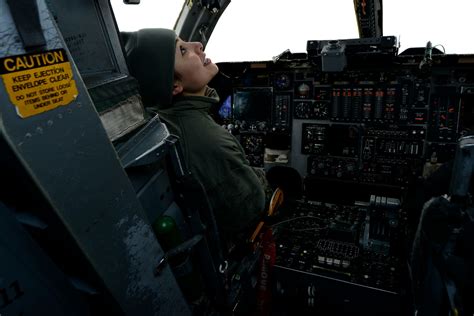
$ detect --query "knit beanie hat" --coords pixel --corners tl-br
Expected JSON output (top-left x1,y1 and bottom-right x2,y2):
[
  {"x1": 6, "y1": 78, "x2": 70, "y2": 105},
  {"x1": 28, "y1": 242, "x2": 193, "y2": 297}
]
[{"x1": 121, "y1": 28, "x2": 176, "y2": 109}]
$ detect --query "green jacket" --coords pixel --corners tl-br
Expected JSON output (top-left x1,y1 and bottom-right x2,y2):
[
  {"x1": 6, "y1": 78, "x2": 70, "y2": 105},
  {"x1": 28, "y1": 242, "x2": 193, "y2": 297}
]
[{"x1": 157, "y1": 90, "x2": 265, "y2": 239}]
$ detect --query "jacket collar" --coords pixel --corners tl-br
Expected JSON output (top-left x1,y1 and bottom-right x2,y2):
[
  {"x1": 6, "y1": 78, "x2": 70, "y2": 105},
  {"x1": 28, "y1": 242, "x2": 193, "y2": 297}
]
[{"x1": 170, "y1": 87, "x2": 220, "y2": 111}]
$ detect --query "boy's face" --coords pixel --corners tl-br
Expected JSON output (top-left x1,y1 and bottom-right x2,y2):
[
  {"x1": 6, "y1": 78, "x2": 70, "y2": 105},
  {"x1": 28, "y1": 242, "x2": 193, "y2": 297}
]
[{"x1": 173, "y1": 38, "x2": 219, "y2": 96}]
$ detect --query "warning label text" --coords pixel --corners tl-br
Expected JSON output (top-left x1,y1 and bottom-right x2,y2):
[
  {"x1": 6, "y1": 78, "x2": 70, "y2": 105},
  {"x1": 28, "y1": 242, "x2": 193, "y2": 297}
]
[{"x1": 0, "y1": 49, "x2": 78, "y2": 118}]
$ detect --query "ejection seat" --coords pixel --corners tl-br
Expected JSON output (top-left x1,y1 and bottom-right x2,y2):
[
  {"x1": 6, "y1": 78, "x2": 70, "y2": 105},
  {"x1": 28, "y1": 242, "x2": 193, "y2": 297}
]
[
  {"x1": 410, "y1": 135, "x2": 474, "y2": 316},
  {"x1": 107, "y1": 73, "x2": 291, "y2": 315},
  {"x1": 91, "y1": 24, "x2": 295, "y2": 313},
  {"x1": 115, "y1": 114, "x2": 228, "y2": 300},
  {"x1": 101, "y1": 63, "x2": 257, "y2": 314},
  {"x1": 110, "y1": 93, "x2": 286, "y2": 314}
]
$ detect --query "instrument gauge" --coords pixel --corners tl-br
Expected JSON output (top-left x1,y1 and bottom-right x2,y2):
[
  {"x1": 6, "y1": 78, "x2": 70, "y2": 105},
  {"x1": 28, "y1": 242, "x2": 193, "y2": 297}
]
[
  {"x1": 295, "y1": 82, "x2": 312, "y2": 99},
  {"x1": 313, "y1": 102, "x2": 329, "y2": 119},
  {"x1": 294, "y1": 101, "x2": 311, "y2": 119},
  {"x1": 275, "y1": 73, "x2": 291, "y2": 90}
]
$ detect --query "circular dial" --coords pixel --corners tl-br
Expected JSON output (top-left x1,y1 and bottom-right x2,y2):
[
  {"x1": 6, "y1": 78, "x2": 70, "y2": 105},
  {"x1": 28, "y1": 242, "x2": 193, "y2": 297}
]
[
  {"x1": 313, "y1": 102, "x2": 328, "y2": 119},
  {"x1": 275, "y1": 73, "x2": 291, "y2": 90},
  {"x1": 294, "y1": 102, "x2": 311, "y2": 119}
]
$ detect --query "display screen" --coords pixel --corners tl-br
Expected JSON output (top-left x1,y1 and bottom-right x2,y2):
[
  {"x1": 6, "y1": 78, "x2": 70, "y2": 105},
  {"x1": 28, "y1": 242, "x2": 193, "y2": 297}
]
[
  {"x1": 218, "y1": 95, "x2": 232, "y2": 119},
  {"x1": 233, "y1": 87, "x2": 273, "y2": 122},
  {"x1": 301, "y1": 123, "x2": 359, "y2": 156},
  {"x1": 326, "y1": 124, "x2": 360, "y2": 157}
]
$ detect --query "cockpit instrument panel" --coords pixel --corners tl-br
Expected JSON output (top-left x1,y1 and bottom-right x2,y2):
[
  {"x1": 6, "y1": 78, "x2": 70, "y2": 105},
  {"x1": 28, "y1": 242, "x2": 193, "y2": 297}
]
[{"x1": 215, "y1": 43, "x2": 474, "y2": 194}]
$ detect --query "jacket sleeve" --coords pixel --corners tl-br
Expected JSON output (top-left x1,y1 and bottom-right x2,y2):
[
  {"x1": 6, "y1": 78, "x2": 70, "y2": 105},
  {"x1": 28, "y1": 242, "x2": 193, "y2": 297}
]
[
  {"x1": 192, "y1": 130, "x2": 266, "y2": 240},
  {"x1": 206, "y1": 164, "x2": 266, "y2": 240}
]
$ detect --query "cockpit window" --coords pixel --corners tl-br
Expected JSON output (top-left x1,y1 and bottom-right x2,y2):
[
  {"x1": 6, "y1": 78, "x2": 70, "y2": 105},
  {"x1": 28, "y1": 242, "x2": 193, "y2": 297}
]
[
  {"x1": 111, "y1": 0, "x2": 474, "y2": 62},
  {"x1": 383, "y1": 0, "x2": 474, "y2": 55},
  {"x1": 206, "y1": 0, "x2": 359, "y2": 62},
  {"x1": 110, "y1": 0, "x2": 184, "y2": 31},
  {"x1": 206, "y1": 0, "x2": 474, "y2": 62}
]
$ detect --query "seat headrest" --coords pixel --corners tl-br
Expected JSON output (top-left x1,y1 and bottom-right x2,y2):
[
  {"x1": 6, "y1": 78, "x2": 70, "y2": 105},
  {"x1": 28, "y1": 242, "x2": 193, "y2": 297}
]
[{"x1": 121, "y1": 28, "x2": 176, "y2": 109}]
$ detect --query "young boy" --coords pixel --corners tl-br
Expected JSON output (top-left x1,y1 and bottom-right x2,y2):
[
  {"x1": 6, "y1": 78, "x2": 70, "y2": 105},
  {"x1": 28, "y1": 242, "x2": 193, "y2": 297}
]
[{"x1": 122, "y1": 28, "x2": 266, "y2": 242}]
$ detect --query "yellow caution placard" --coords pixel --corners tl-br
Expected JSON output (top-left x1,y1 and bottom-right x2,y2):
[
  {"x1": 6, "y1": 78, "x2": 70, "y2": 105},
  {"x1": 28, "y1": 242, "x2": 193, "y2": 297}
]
[{"x1": 0, "y1": 49, "x2": 78, "y2": 118}]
